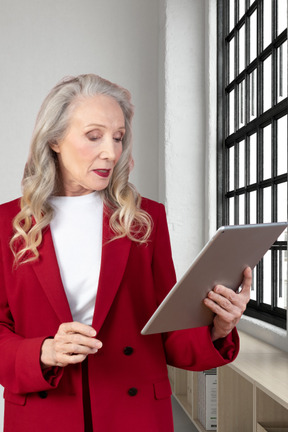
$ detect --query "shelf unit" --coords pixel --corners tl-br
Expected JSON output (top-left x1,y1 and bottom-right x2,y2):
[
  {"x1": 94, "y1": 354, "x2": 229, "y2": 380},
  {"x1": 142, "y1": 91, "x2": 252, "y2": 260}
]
[{"x1": 169, "y1": 331, "x2": 288, "y2": 432}]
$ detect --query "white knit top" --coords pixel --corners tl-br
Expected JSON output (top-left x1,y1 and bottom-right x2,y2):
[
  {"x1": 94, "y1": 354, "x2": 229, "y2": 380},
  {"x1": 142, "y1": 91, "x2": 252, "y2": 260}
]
[{"x1": 49, "y1": 192, "x2": 103, "y2": 325}]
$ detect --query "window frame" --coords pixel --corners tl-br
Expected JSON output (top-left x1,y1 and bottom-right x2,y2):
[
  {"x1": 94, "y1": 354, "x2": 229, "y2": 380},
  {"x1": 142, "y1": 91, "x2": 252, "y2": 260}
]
[{"x1": 217, "y1": 0, "x2": 288, "y2": 329}]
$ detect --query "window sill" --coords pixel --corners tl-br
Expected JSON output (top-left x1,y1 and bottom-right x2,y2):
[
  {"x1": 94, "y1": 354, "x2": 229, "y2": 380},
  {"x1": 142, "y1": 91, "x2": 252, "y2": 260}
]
[{"x1": 237, "y1": 314, "x2": 288, "y2": 353}]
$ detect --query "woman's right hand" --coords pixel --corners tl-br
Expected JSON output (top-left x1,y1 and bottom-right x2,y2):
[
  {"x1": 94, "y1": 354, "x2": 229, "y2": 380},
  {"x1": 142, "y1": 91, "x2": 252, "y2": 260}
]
[{"x1": 40, "y1": 322, "x2": 103, "y2": 369}]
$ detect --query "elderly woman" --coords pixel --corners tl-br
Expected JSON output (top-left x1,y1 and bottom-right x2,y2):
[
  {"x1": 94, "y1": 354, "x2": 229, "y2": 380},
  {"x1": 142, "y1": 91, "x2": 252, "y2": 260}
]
[{"x1": 0, "y1": 74, "x2": 251, "y2": 432}]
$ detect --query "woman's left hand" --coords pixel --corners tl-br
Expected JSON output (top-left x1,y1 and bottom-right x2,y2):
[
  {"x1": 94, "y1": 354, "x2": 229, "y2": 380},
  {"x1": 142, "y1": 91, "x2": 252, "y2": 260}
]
[{"x1": 203, "y1": 266, "x2": 252, "y2": 342}]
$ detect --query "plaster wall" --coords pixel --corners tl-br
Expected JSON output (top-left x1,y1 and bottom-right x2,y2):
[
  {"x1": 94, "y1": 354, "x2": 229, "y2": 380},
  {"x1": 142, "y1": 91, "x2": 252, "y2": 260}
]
[
  {"x1": 0, "y1": 0, "x2": 160, "y2": 427},
  {"x1": 0, "y1": 0, "x2": 160, "y2": 205},
  {"x1": 164, "y1": 0, "x2": 207, "y2": 278}
]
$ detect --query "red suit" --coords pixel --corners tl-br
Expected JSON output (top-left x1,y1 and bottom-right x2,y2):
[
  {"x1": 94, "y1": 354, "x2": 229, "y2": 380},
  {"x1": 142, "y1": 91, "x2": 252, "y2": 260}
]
[{"x1": 0, "y1": 197, "x2": 239, "y2": 431}]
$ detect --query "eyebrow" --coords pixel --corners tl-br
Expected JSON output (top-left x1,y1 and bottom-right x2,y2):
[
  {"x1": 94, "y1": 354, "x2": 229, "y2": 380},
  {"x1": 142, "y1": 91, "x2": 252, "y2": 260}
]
[{"x1": 85, "y1": 123, "x2": 126, "y2": 130}]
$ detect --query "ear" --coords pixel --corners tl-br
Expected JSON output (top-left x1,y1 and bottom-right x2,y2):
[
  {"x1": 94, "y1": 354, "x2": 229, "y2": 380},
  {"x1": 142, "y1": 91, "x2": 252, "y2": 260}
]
[{"x1": 49, "y1": 140, "x2": 60, "y2": 154}]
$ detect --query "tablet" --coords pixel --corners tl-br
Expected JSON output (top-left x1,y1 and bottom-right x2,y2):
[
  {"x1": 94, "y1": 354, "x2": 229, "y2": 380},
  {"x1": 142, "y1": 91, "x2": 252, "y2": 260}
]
[{"x1": 141, "y1": 222, "x2": 287, "y2": 335}]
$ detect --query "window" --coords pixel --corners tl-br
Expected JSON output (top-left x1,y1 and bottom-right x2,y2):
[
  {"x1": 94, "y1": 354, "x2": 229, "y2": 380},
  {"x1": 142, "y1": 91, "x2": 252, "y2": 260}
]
[{"x1": 217, "y1": 0, "x2": 288, "y2": 328}]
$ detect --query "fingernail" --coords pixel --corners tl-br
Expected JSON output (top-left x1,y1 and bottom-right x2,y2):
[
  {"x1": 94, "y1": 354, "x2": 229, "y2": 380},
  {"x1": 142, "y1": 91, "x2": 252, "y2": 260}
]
[{"x1": 89, "y1": 329, "x2": 96, "y2": 337}]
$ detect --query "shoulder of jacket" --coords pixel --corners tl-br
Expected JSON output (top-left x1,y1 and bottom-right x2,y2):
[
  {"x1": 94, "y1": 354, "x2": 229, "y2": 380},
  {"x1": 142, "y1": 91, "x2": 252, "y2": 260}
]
[
  {"x1": 0, "y1": 197, "x2": 21, "y2": 222},
  {"x1": 140, "y1": 196, "x2": 165, "y2": 216}
]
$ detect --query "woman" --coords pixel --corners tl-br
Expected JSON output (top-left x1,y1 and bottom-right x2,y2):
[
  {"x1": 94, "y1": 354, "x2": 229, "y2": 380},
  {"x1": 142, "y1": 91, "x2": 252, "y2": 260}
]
[{"x1": 0, "y1": 74, "x2": 251, "y2": 432}]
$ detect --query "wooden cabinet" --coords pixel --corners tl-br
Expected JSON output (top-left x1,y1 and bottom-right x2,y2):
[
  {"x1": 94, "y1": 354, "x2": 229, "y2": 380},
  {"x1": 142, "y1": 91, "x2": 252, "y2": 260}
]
[{"x1": 169, "y1": 331, "x2": 288, "y2": 432}]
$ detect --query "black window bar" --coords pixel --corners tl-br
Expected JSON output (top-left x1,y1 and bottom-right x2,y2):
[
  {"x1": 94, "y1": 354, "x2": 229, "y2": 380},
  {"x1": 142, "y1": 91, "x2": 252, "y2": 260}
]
[{"x1": 217, "y1": 0, "x2": 288, "y2": 329}]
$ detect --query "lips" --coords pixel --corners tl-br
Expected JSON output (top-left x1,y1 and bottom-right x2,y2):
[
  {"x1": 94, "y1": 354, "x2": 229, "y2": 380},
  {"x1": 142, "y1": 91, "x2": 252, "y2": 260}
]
[{"x1": 93, "y1": 169, "x2": 111, "y2": 178}]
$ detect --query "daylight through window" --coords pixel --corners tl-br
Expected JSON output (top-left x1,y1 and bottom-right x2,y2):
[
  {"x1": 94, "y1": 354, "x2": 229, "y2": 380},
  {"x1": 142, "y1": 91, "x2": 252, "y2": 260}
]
[{"x1": 217, "y1": 0, "x2": 288, "y2": 328}]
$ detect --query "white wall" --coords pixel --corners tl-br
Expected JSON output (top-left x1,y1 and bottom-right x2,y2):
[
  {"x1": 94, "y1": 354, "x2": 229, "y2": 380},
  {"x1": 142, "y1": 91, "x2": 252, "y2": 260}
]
[
  {"x1": 0, "y1": 0, "x2": 160, "y2": 205},
  {"x1": 0, "y1": 0, "x2": 160, "y2": 427},
  {"x1": 163, "y1": 0, "x2": 207, "y2": 279}
]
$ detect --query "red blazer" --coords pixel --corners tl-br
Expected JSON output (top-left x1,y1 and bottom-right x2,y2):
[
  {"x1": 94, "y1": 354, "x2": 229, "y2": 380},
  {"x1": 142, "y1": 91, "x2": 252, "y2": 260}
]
[{"x1": 0, "y1": 197, "x2": 239, "y2": 432}]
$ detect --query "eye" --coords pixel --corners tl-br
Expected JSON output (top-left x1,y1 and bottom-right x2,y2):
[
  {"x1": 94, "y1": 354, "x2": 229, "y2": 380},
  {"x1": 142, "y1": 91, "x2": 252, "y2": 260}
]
[
  {"x1": 114, "y1": 132, "x2": 124, "y2": 143},
  {"x1": 86, "y1": 130, "x2": 101, "y2": 141}
]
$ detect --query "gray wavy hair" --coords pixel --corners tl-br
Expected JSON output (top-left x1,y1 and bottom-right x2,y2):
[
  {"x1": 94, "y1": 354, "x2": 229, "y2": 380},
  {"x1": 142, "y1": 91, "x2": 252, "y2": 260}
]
[{"x1": 11, "y1": 74, "x2": 152, "y2": 265}]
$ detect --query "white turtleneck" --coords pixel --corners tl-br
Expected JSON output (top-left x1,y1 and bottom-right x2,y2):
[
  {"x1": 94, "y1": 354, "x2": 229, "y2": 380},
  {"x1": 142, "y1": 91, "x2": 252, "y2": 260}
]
[{"x1": 49, "y1": 192, "x2": 103, "y2": 326}]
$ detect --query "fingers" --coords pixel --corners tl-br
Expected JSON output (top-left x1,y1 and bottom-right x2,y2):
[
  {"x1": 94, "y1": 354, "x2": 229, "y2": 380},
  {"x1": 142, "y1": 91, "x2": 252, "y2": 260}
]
[
  {"x1": 207, "y1": 285, "x2": 246, "y2": 314},
  {"x1": 203, "y1": 267, "x2": 252, "y2": 341},
  {"x1": 54, "y1": 332, "x2": 101, "y2": 355},
  {"x1": 57, "y1": 322, "x2": 97, "y2": 337},
  {"x1": 206, "y1": 266, "x2": 252, "y2": 310},
  {"x1": 55, "y1": 322, "x2": 102, "y2": 354},
  {"x1": 241, "y1": 266, "x2": 252, "y2": 297},
  {"x1": 205, "y1": 289, "x2": 241, "y2": 316},
  {"x1": 41, "y1": 322, "x2": 103, "y2": 369}
]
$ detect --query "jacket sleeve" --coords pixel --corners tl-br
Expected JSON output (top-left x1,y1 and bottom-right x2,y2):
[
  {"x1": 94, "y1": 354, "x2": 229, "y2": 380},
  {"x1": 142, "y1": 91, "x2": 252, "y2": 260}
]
[
  {"x1": 0, "y1": 236, "x2": 63, "y2": 395},
  {"x1": 151, "y1": 203, "x2": 239, "y2": 371}
]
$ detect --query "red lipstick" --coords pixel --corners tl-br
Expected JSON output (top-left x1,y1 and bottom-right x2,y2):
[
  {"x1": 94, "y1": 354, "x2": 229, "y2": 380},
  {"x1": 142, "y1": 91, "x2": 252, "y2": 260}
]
[{"x1": 93, "y1": 169, "x2": 111, "y2": 178}]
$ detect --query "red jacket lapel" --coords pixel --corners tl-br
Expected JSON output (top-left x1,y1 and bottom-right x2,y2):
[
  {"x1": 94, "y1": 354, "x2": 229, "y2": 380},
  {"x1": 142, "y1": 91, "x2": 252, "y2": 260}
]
[
  {"x1": 92, "y1": 207, "x2": 131, "y2": 333},
  {"x1": 32, "y1": 227, "x2": 73, "y2": 324}
]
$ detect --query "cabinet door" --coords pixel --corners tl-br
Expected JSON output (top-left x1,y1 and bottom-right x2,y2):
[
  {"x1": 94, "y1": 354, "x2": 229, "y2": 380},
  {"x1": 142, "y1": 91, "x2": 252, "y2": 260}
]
[{"x1": 217, "y1": 366, "x2": 253, "y2": 432}]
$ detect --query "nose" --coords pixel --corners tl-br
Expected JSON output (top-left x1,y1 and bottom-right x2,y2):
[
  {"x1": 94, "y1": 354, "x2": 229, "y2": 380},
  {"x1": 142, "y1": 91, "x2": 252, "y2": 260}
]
[{"x1": 99, "y1": 136, "x2": 117, "y2": 161}]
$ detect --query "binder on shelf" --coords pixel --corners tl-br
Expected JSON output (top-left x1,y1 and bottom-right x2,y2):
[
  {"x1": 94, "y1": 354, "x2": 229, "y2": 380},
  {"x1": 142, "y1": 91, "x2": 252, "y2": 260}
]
[{"x1": 198, "y1": 369, "x2": 217, "y2": 431}]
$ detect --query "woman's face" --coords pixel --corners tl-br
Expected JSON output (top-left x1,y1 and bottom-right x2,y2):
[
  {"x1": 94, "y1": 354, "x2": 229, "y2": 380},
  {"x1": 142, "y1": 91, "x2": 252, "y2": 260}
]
[{"x1": 51, "y1": 94, "x2": 125, "y2": 196}]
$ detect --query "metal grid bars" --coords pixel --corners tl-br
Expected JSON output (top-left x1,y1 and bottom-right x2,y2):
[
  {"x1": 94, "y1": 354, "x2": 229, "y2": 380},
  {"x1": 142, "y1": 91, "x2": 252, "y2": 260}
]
[{"x1": 217, "y1": 0, "x2": 288, "y2": 328}]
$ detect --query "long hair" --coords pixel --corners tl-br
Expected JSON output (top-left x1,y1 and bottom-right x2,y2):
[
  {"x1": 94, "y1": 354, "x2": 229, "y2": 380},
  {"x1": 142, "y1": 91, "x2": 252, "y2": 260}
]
[{"x1": 10, "y1": 74, "x2": 152, "y2": 265}]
